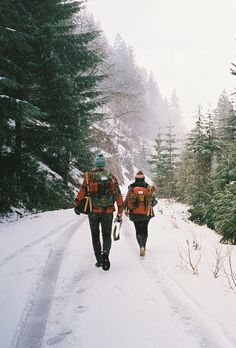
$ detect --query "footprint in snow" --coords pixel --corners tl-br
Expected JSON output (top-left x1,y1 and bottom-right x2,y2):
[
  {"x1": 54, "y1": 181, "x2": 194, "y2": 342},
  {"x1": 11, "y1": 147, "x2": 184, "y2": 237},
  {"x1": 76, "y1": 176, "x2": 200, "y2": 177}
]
[
  {"x1": 46, "y1": 331, "x2": 72, "y2": 345},
  {"x1": 77, "y1": 305, "x2": 89, "y2": 313},
  {"x1": 180, "y1": 315, "x2": 191, "y2": 325},
  {"x1": 113, "y1": 285, "x2": 125, "y2": 294},
  {"x1": 53, "y1": 295, "x2": 65, "y2": 301},
  {"x1": 170, "y1": 305, "x2": 179, "y2": 314},
  {"x1": 76, "y1": 288, "x2": 86, "y2": 294},
  {"x1": 145, "y1": 297, "x2": 155, "y2": 304},
  {"x1": 199, "y1": 337, "x2": 210, "y2": 347}
]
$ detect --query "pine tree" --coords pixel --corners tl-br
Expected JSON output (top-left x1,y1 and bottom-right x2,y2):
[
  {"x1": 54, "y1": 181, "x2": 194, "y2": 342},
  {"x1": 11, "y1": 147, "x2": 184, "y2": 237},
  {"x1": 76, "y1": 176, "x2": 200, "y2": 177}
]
[
  {"x1": 150, "y1": 123, "x2": 179, "y2": 198},
  {"x1": 149, "y1": 132, "x2": 167, "y2": 196},
  {"x1": 135, "y1": 140, "x2": 150, "y2": 175},
  {"x1": 213, "y1": 90, "x2": 233, "y2": 127},
  {"x1": 0, "y1": 0, "x2": 105, "y2": 214},
  {"x1": 0, "y1": 0, "x2": 44, "y2": 211},
  {"x1": 29, "y1": 0, "x2": 104, "y2": 184},
  {"x1": 161, "y1": 121, "x2": 179, "y2": 197},
  {"x1": 145, "y1": 72, "x2": 170, "y2": 138},
  {"x1": 210, "y1": 107, "x2": 236, "y2": 243},
  {"x1": 105, "y1": 34, "x2": 147, "y2": 136},
  {"x1": 169, "y1": 90, "x2": 185, "y2": 136},
  {"x1": 176, "y1": 106, "x2": 217, "y2": 223}
]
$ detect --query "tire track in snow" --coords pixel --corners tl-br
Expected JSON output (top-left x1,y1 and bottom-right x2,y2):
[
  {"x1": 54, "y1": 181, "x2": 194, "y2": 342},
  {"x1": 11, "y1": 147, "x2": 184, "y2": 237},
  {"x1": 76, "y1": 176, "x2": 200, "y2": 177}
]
[
  {"x1": 142, "y1": 248, "x2": 236, "y2": 347},
  {"x1": 122, "y1": 214, "x2": 235, "y2": 348},
  {"x1": 162, "y1": 266, "x2": 235, "y2": 347},
  {"x1": 11, "y1": 216, "x2": 86, "y2": 348},
  {"x1": 0, "y1": 218, "x2": 77, "y2": 268},
  {"x1": 151, "y1": 201, "x2": 236, "y2": 347}
]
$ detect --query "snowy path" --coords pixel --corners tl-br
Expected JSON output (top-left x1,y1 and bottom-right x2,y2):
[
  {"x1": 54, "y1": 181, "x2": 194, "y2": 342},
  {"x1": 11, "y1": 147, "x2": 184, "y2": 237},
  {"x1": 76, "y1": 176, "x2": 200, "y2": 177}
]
[
  {"x1": 13, "y1": 219, "x2": 81, "y2": 348},
  {"x1": 0, "y1": 211, "x2": 79, "y2": 348},
  {"x1": 0, "y1": 202, "x2": 236, "y2": 348},
  {"x1": 41, "y1": 214, "x2": 233, "y2": 348}
]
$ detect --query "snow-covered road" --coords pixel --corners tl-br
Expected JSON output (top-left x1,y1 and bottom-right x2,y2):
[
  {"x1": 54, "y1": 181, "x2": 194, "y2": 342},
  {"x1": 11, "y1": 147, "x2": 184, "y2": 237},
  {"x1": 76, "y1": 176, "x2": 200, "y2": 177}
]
[{"x1": 0, "y1": 201, "x2": 236, "y2": 348}]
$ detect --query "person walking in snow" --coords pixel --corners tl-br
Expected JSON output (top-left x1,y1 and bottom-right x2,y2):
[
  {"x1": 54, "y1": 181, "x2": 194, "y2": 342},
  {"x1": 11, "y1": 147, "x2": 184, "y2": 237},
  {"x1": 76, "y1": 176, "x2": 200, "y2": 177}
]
[
  {"x1": 124, "y1": 171, "x2": 157, "y2": 257},
  {"x1": 74, "y1": 154, "x2": 123, "y2": 270}
]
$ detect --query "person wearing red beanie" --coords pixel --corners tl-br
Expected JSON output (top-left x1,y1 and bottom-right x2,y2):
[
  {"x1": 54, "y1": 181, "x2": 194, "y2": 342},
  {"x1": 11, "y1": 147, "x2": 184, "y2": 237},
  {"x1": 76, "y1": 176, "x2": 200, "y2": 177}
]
[{"x1": 124, "y1": 171, "x2": 157, "y2": 257}]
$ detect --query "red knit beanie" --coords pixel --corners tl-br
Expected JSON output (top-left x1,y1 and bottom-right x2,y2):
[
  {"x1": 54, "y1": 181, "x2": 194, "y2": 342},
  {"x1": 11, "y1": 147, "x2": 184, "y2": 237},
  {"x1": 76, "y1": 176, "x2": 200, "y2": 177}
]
[{"x1": 135, "y1": 170, "x2": 145, "y2": 179}]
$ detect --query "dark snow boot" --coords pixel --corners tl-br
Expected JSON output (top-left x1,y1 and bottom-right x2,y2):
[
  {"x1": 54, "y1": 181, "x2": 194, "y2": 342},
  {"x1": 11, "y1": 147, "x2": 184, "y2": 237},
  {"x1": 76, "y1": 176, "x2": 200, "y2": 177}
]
[
  {"x1": 102, "y1": 253, "x2": 110, "y2": 271},
  {"x1": 95, "y1": 261, "x2": 102, "y2": 268}
]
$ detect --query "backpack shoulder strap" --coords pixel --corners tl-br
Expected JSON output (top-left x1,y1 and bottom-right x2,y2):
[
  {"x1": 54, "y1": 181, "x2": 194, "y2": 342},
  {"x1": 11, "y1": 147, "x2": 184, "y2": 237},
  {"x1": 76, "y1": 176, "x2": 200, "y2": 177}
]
[{"x1": 85, "y1": 172, "x2": 93, "y2": 195}]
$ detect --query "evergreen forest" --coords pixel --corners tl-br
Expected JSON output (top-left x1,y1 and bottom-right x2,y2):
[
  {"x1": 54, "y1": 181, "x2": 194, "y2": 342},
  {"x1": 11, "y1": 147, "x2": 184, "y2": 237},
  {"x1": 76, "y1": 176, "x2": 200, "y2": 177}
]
[
  {"x1": 150, "y1": 91, "x2": 236, "y2": 244},
  {"x1": 0, "y1": 1, "x2": 235, "y2": 244}
]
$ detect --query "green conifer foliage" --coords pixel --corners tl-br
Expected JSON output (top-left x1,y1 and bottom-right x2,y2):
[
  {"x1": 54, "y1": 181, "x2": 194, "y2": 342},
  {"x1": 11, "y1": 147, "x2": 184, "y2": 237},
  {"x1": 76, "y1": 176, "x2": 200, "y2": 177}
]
[
  {"x1": 0, "y1": 0, "x2": 43, "y2": 211},
  {"x1": 28, "y1": 0, "x2": 104, "y2": 184},
  {"x1": 0, "y1": 0, "x2": 104, "y2": 214},
  {"x1": 210, "y1": 107, "x2": 236, "y2": 243},
  {"x1": 176, "y1": 107, "x2": 217, "y2": 224},
  {"x1": 149, "y1": 133, "x2": 167, "y2": 197},
  {"x1": 177, "y1": 97, "x2": 236, "y2": 243},
  {"x1": 150, "y1": 123, "x2": 179, "y2": 198}
]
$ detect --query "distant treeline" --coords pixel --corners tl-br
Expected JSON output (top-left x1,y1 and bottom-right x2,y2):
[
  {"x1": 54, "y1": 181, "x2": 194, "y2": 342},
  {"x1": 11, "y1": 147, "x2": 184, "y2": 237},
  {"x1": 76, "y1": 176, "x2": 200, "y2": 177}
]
[{"x1": 150, "y1": 89, "x2": 236, "y2": 244}]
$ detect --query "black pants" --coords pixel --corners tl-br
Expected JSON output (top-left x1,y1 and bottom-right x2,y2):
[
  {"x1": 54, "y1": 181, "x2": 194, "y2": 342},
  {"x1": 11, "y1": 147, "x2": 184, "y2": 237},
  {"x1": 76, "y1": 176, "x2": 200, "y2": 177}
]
[
  {"x1": 88, "y1": 213, "x2": 113, "y2": 263},
  {"x1": 133, "y1": 220, "x2": 150, "y2": 249}
]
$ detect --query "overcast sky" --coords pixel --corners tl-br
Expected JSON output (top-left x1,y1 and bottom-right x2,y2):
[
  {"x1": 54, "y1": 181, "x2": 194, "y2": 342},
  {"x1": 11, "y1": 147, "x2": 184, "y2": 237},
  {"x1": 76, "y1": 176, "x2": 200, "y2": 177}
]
[{"x1": 87, "y1": 0, "x2": 236, "y2": 129}]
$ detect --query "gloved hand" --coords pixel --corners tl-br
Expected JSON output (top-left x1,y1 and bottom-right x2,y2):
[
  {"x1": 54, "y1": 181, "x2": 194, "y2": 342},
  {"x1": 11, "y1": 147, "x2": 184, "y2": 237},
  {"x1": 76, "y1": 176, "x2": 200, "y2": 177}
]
[
  {"x1": 74, "y1": 206, "x2": 81, "y2": 215},
  {"x1": 114, "y1": 214, "x2": 122, "y2": 223}
]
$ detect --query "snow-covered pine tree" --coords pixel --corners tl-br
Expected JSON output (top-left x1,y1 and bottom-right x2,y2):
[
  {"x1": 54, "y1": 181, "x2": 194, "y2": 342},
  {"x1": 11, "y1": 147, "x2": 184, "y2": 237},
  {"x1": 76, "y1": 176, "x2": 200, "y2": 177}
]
[
  {"x1": 161, "y1": 121, "x2": 179, "y2": 197},
  {"x1": 88, "y1": 32, "x2": 151, "y2": 179},
  {"x1": 150, "y1": 122, "x2": 179, "y2": 198},
  {"x1": 105, "y1": 34, "x2": 147, "y2": 136},
  {"x1": 135, "y1": 140, "x2": 151, "y2": 175},
  {"x1": 0, "y1": 0, "x2": 105, "y2": 214},
  {"x1": 168, "y1": 90, "x2": 185, "y2": 137},
  {"x1": 145, "y1": 72, "x2": 169, "y2": 138},
  {"x1": 32, "y1": 0, "x2": 104, "y2": 184},
  {"x1": 0, "y1": 0, "x2": 46, "y2": 212},
  {"x1": 176, "y1": 106, "x2": 216, "y2": 223},
  {"x1": 210, "y1": 106, "x2": 236, "y2": 243},
  {"x1": 149, "y1": 132, "x2": 167, "y2": 196},
  {"x1": 213, "y1": 90, "x2": 233, "y2": 128}
]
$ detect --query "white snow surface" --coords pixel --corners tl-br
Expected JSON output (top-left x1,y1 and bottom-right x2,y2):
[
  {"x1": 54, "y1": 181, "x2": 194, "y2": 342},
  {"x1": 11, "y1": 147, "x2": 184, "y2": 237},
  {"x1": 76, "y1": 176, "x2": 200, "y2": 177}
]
[{"x1": 0, "y1": 200, "x2": 236, "y2": 348}]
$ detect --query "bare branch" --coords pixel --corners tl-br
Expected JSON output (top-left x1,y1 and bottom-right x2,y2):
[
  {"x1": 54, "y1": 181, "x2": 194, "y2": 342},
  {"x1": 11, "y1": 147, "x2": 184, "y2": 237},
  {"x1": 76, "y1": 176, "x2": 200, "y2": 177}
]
[
  {"x1": 212, "y1": 244, "x2": 227, "y2": 278},
  {"x1": 177, "y1": 239, "x2": 201, "y2": 275}
]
